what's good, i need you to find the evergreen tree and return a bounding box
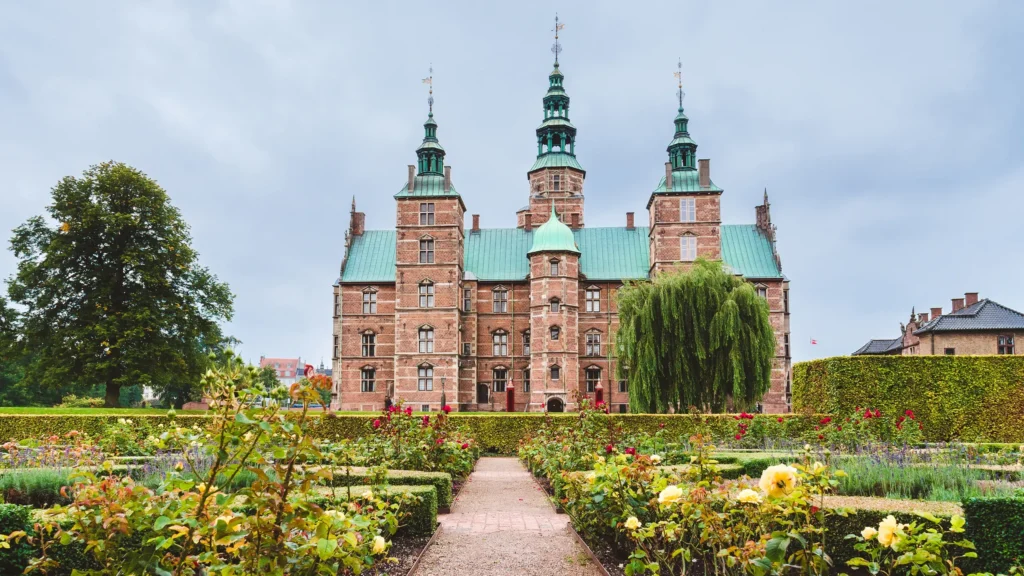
[616,259,775,413]
[7,162,234,407]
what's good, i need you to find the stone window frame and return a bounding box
[585,286,601,312]
[361,330,376,358]
[997,334,1015,355]
[522,368,530,392]
[492,329,509,356]
[585,330,602,356]
[679,196,696,223]
[549,325,561,341]
[418,280,435,308]
[552,173,561,192]
[463,287,472,312]
[550,363,561,381]
[417,364,434,391]
[550,258,560,276]
[418,325,434,353]
[585,365,601,393]
[522,330,531,355]
[333,293,339,317]
[419,235,435,264]
[755,283,768,299]
[680,234,697,262]
[492,286,508,313]
[360,366,376,393]
[333,335,339,359]
[550,298,560,313]
[492,366,508,393]
[419,202,435,225]
[361,288,378,314]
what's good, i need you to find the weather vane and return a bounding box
[674,58,685,108]
[551,14,565,63]
[422,64,434,113]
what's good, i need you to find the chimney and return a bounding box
[952,298,965,312]
[407,165,416,193]
[665,162,673,192]
[965,292,979,306]
[524,213,533,229]
[351,211,365,236]
[444,165,451,192]
[626,212,635,230]
[698,159,710,188]
[930,307,942,319]
[570,213,580,229]
[471,214,480,232]
[918,312,929,323]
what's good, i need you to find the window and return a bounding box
[586,332,601,356]
[550,298,560,313]
[419,238,434,263]
[493,368,507,392]
[418,365,433,391]
[944,348,956,356]
[492,288,508,313]
[333,335,339,359]
[756,285,768,299]
[523,331,531,355]
[585,367,601,393]
[680,236,697,261]
[550,259,560,276]
[998,335,1015,355]
[618,379,627,393]
[585,287,600,312]
[523,369,530,392]
[680,197,696,223]
[618,404,627,414]
[784,333,790,359]
[361,332,376,357]
[550,326,560,341]
[783,289,790,313]
[422,404,430,412]
[360,368,375,392]
[552,174,560,191]
[419,327,434,353]
[463,288,472,312]
[362,290,377,314]
[419,202,435,225]
[333,294,339,316]
[462,343,471,356]
[550,365,560,380]
[419,282,434,307]
[492,331,508,356]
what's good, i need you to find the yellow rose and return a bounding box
[758,464,799,498]
[371,535,387,555]
[861,526,878,540]
[658,485,683,505]
[362,490,373,500]
[736,489,762,504]
[876,515,906,548]
[811,461,826,473]
[624,516,641,530]
[650,454,662,464]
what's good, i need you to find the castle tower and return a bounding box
[647,64,723,274]
[392,79,466,410]
[528,205,580,412]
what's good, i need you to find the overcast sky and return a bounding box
[2,1,1023,366]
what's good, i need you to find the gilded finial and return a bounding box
[422,64,434,113]
[674,58,685,109]
[551,14,565,64]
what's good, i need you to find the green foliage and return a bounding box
[325,467,454,508]
[616,259,776,413]
[792,355,1024,442]
[0,504,36,573]
[0,469,73,507]
[845,512,975,576]
[833,456,1018,502]
[312,485,438,537]
[6,161,234,407]
[962,496,1024,574]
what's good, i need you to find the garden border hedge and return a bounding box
[312,484,437,536]
[962,496,1024,573]
[324,467,453,508]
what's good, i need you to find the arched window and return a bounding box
[361,331,376,357]
[492,330,508,356]
[418,326,434,353]
[419,237,435,263]
[550,298,560,313]
[550,326,560,341]
[493,367,507,392]
[419,281,434,307]
[585,366,601,393]
[362,289,377,314]
[360,367,375,392]
[522,330,531,355]
[585,286,601,312]
[492,287,508,313]
[417,365,433,391]
[550,364,561,380]
[550,259,560,276]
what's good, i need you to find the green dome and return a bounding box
[529,205,580,255]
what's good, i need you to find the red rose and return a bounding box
[873,409,881,418]
[814,426,820,431]
[658,423,665,429]
[373,419,381,429]
[905,409,915,419]
[836,425,842,431]
[918,423,923,430]
[442,405,452,414]
[777,417,784,423]
[436,437,444,444]
[605,444,614,454]
[405,406,413,416]
[864,409,872,419]
[810,505,820,514]
[625,447,636,456]
[820,417,832,425]
[389,405,398,413]
[461,442,469,449]
[422,415,430,427]
[817,434,824,440]
[735,434,743,440]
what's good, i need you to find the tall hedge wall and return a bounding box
[792,355,1024,442]
[0,413,820,454]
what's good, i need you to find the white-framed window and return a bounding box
[419,238,434,263]
[523,369,530,392]
[550,326,560,341]
[585,287,600,312]
[522,330,531,355]
[463,288,472,312]
[419,282,434,307]
[361,332,376,357]
[680,197,696,223]
[492,287,508,313]
[550,365,561,380]
[680,236,697,261]
[360,368,375,392]
[550,259,560,276]
[362,290,377,314]
[998,335,1015,355]
[550,298,560,313]
[585,367,601,393]
[419,202,435,225]
[586,332,601,356]
[418,365,433,391]
[493,368,507,392]
[419,327,434,353]
[492,331,508,356]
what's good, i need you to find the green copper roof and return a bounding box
[394,174,460,198]
[529,206,580,255]
[340,231,397,282]
[651,169,723,193]
[538,117,575,129]
[529,153,585,173]
[574,227,649,280]
[720,225,782,279]
[464,228,533,280]
[667,134,697,147]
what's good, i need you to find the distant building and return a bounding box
[259,357,303,385]
[853,292,1022,356]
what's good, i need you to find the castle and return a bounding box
[331,58,791,413]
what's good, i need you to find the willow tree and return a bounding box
[616,259,775,413]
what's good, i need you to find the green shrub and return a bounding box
[327,467,453,508]
[0,504,35,573]
[823,507,953,569]
[312,485,437,536]
[792,355,1024,442]
[963,496,1024,574]
[0,469,73,507]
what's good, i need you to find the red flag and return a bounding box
[810,339,818,345]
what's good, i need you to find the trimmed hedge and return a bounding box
[963,496,1024,573]
[326,467,453,508]
[312,485,437,536]
[793,355,1024,442]
[659,463,744,479]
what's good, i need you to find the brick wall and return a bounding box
[648,193,722,274]
[525,167,585,229]
[918,331,1024,356]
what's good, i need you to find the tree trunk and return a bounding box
[104,382,121,407]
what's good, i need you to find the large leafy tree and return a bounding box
[7,161,234,407]
[616,259,775,413]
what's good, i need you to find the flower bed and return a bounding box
[312,484,438,537]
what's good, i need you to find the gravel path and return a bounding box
[411,457,603,576]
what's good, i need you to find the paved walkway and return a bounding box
[412,457,603,576]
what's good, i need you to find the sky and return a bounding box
[2,1,1023,365]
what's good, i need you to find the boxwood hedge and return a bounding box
[962,496,1024,574]
[326,467,453,508]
